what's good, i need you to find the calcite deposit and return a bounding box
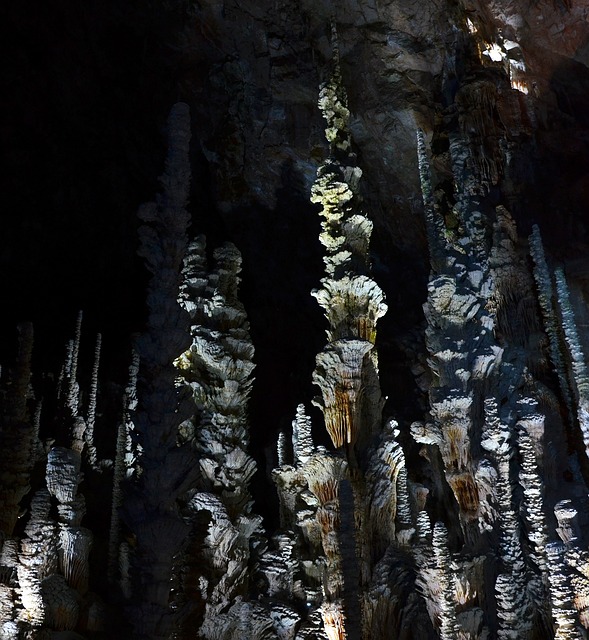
[2,1,589,638]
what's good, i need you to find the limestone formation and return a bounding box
[84,333,101,470]
[529,226,574,417]
[312,339,373,449]
[555,267,589,461]
[121,102,197,639]
[3,7,589,638]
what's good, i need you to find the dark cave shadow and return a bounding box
[221,159,328,529]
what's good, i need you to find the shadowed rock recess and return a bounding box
[3,1,589,638]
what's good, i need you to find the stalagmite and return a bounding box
[41,574,79,631]
[312,276,387,344]
[517,416,549,574]
[174,214,260,638]
[46,447,81,507]
[417,129,447,272]
[481,399,538,639]
[122,101,197,639]
[16,489,58,629]
[303,454,347,600]
[554,501,581,545]
[320,601,347,640]
[176,239,256,516]
[292,404,314,466]
[2,13,589,638]
[109,352,140,587]
[0,539,19,639]
[313,340,373,449]
[58,527,92,594]
[529,225,574,416]
[546,542,583,639]
[59,311,83,420]
[555,267,589,461]
[85,333,101,469]
[365,420,409,550]
[431,522,461,640]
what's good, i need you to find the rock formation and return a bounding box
[2,2,589,639]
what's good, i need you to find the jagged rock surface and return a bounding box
[2,2,589,640]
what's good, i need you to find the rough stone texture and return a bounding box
[2,2,589,639]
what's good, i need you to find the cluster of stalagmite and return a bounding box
[413,127,500,536]
[5,16,589,640]
[411,71,589,636]
[174,233,265,637]
[269,28,442,640]
[175,236,256,513]
[310,27,386,454]
[306,26,398,640]
[0,313,107,637]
